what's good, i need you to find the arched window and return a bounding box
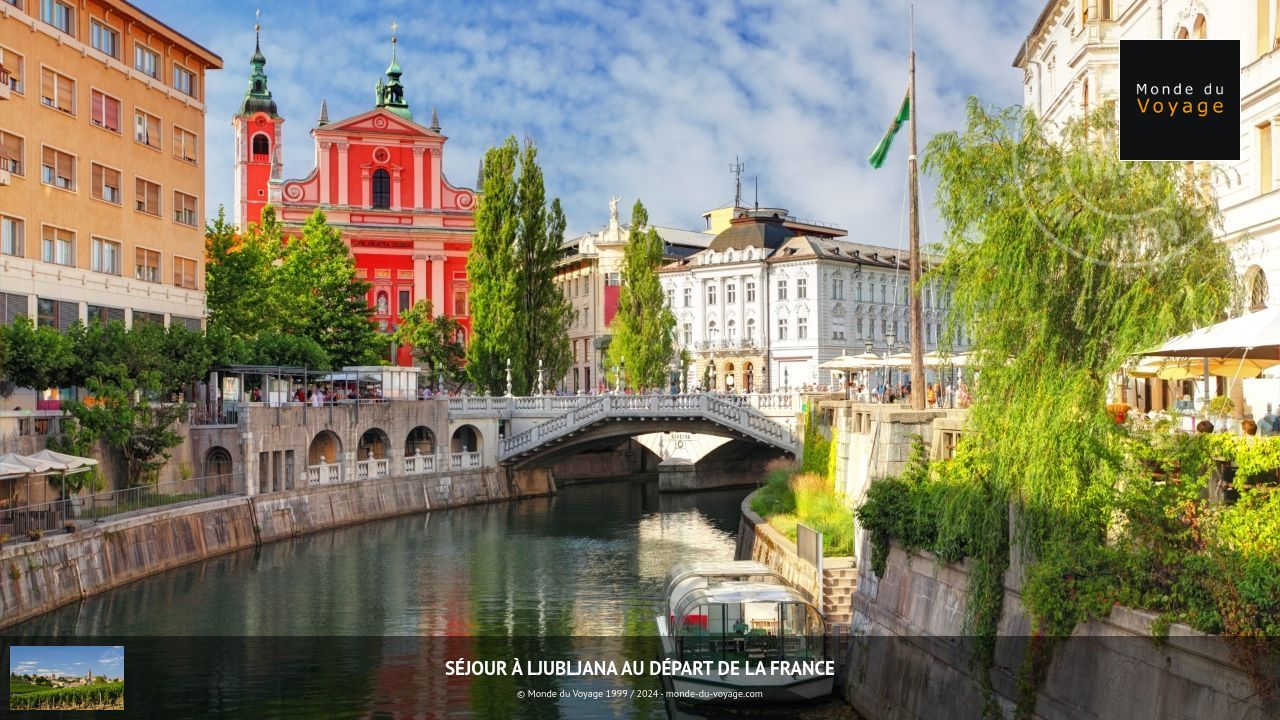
[372,168,391,209]
[251,134,269,156]
[1248,266,1269,311]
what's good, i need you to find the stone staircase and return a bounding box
[822,558,857,629]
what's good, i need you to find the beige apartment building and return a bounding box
[0,0,221,362]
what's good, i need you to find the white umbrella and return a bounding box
[24,449,98,473]
[0,460,31,480]
[0,453,59,474]
[882,352,914,368]
[1144,306,1280,359]
[820,352,884,370]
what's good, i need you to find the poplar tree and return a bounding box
[204,206,281,339]
[607,200,676,391]
[467,137,572,394]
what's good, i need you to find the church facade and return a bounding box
[232,28,475,365]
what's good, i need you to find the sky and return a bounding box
[147,0,1046,245]
[9,645,125,680]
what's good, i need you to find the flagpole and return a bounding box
[908,4,925,411]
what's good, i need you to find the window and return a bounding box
[778,317,788,340]
[173,191,197,226]
[132,311,164,327]
[398,289,411,313]
[41,225,74,266]
[682,287,692,307]
[41,146,75,190]
[746,281,756,303]
[133,43,159,79]
[453,289,468,316]
[797,316,808,339]
[665,287,674,307]
[90,237,120,275]
[857,317,865,339]
[173,126,198,163]
[40,0,73,35]
[372,168,390,208]
[746,318,755,341]
[706,285,717,305]
[174,256,197,289]
[134,110,161,149]
[683,323,692,345]
[40,67,75,114]
[797,277,808,299]
[251,133,269,157]
[777,279,787,301]
[726,283,736,304]
[172,63,197,98]
[1261,122,1275,194]
[91,163,120,204]
[135,178,160,215]
[90,90,121,133]
[90,19,119,58]
[37,298,77,330]
[88,305,125,325]
[606,272,621,286]
[1,215,22,257]
[832,277,844,299]
[0,130,23,176]
[135,247,160,283]
[2,48,24,94]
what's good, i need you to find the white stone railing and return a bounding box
[356,457,390,481]
[306,462,342,486]
[449,451,483,470]
[497,393,795,461]
[448,392,800,419]
[401,452,437,475]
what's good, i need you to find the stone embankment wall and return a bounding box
[735,492,821,605]
[0,467,553,629]
[844,537,1277,720]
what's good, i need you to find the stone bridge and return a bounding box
[482,394,798,469]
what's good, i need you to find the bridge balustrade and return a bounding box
[307,462,342,486]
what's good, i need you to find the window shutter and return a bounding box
[91,163,103,198]
[57,75,73,112]
[1,292,26,324]
[42,145,54,171]
[105,96,119,131]
[57,299,77,330]
[41,67,54,104]
[91,90,103,123]
[107,306,125,324]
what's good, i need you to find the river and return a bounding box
[6,478,852,719]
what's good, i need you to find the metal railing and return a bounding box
[0,473,241,539]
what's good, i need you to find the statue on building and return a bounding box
[609,195,621,226]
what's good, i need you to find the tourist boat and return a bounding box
[655,560,834,704]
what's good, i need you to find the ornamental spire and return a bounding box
[239,9,277,117]
[374,20,413,120]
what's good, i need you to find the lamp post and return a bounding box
[885,331,897,403]
[670,351,679,395]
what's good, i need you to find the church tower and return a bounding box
[232,17,283,229]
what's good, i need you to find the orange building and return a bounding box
[0,0,222,405]
[233,28,476,366]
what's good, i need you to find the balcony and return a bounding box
[693,338,761,354]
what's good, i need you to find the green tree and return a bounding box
[59,377,187,487]
[467,138,520,394]
[245,331,331,369]
[274,209,382,366]
[466,137,572,394]
[606,200,676,391]
[0,316,74,392]
[204,205,281,339]
[393,300,465,383]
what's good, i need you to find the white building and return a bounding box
[1014,1,1280,417]
[554,199,711,392]
[659,207,963,392]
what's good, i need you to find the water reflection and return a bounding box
[9,479,762,719]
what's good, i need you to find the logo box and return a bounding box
[1119,40,1240,161]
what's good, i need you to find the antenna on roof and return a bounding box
[754,176,758,210]
[730,156,744,208]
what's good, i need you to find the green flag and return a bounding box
[868,92,911,169]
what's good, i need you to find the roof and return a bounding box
[1012,0,1062,68]
[682,581,811,606]
[111,0,223,69]
[767,236,936,268]
[561,224,712,251]
[708,215,797,252]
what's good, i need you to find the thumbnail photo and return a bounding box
[8,646,125,711]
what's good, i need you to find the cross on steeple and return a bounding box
[390,20,399,39]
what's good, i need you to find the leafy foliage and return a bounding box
[606,200,677,390]
[59,378,186,487]
[752,459,855,556]
[393,300,465,383]
[0,316,75,392]
[466,137,572,394]
[859,102,1243,717]
[9,681,124,710]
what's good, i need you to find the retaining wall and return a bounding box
[844,537,1278,720]
[735,492,821,605]
[0,466,552,629]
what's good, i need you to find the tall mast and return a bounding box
[908,4,926,410]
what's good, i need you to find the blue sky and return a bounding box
[9,645,124,680]
[145,0,1045,243]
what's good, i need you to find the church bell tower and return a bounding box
[233,16,284,229]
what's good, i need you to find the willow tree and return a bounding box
[860,101,1238,717]
[607,200,676,391]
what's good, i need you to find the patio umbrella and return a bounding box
[0,460,31,480]
[0,453,59,474]
[1208,357,1280,379]
[1143,306,1280,359]
[820,352,883,370]
[882,352,914,368]
[24,449,98,473]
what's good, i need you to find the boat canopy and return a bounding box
[663,560,785,616]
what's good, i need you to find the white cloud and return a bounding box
[183,0,1045,245]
